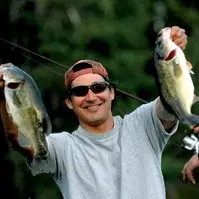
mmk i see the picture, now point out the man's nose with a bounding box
[85,89,97,100]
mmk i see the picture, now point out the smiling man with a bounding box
[65,60,115,133]
[0,26,189,199]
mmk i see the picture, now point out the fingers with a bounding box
[192,125,199,133]
[170,26,187,50]
[0,73,4,88]
[182,164,196,184]
[0,81,4,88]
[170,26,185,37]
[182,154,199,184]
[182,166,186,181]
[173,34,187,50]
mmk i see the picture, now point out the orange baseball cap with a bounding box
[65,60,109,89]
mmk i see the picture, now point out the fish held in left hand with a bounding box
[154,27,199,126]
[0,63,52,159]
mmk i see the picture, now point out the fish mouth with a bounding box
[165,49,177,61]
[6,80,25,89]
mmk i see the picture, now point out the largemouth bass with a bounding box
[0,63,51,159]
[154,27,199,126]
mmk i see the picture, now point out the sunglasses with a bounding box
[69,81,110,97]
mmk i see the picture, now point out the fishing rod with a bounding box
[0,37,148,104]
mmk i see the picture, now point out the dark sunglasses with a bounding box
[69,82,110,97]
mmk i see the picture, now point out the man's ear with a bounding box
[64,98,73,110]
[110,87,115,101]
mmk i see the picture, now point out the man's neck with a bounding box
[80,117,114,134]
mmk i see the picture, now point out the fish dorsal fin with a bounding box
[192,95,199,105]
[187,61,194,74]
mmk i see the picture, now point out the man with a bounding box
[0,26,188,199]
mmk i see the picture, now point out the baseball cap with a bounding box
[65,60,109,89]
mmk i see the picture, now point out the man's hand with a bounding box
[0,73,4,89]
[182,154,199,184]
[170,26,187,50]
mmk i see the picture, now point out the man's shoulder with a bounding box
[46,131,76,143]
[122,99,157,122]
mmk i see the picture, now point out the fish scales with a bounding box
[26,107,47,157]
[17,107,44,156]
[158,61,187,101]
[0,63,52,159]
[158,63,178,100]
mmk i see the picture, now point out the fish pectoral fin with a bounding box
[18,133,31,148]
[173,63,183,77]
[187,61,194,74]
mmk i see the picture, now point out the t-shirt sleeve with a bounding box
[126,98,179,156]
[28,132,69,177]
[141,99,178,153]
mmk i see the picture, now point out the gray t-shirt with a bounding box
[30,99,178,199]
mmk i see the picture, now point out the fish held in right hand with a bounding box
[154,27,199,127]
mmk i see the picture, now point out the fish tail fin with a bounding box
[182,114,199,126]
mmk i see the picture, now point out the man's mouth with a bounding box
[85,103,102,111]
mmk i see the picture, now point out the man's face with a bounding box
[65,73,115,128]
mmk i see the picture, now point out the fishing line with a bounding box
[0,37,148,104]
[22,53,63,76]
[116,88,148,104]
[0,37,68,69]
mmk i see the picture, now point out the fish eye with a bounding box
[157,32,162,37]
[7,82,21,89]
[157,40,162,47]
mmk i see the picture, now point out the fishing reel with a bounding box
[182,132,199,154]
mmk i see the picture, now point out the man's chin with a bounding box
[85,117,106,126]
[89,120,104,126]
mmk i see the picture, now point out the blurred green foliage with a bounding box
[2,0,199,198]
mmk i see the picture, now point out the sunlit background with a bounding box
[1,0,199,198]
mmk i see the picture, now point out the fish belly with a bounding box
[8,105,48,159]
[158,62,194,118]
